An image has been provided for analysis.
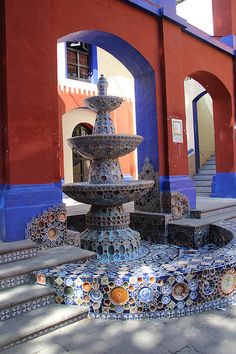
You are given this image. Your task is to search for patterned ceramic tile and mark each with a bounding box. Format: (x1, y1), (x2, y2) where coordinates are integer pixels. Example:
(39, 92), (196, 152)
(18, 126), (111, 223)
(33, 237), (236, 319)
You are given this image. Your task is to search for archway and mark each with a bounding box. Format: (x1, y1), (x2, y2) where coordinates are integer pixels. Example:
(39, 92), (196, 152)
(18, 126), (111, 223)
(192, 90), (214, 173)
(62, 108), (96, 183)
(58, 30), (158, 173)
(184, 78), (215, 175)
(185, 71), (234, 197)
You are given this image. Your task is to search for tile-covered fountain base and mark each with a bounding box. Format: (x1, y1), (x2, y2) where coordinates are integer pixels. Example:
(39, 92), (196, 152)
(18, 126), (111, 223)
(32, 238), (236, 320)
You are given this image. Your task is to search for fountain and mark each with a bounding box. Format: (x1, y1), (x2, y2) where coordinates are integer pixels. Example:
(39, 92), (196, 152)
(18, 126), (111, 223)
(33, 76), (236, 320)
(63, 75), (154, 262)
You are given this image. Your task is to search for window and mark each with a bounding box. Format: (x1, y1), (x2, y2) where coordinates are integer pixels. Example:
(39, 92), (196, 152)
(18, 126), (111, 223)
(66, 42), (91, 81)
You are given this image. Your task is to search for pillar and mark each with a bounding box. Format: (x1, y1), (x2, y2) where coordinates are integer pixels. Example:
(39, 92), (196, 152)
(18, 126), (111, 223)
(158, 18), (196, 208)
(0, 1), (62, 241)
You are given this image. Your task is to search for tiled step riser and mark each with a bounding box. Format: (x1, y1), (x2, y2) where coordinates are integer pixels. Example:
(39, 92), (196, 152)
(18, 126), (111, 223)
(0, 248), (38, 265)
(190, 205), (236, 219)
(0, 273), (31, 292)
(0, 294), (55, 321)
(206, 161), (216, 165)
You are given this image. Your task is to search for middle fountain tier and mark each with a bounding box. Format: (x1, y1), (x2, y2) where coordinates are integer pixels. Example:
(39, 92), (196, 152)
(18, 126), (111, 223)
(63, 75), (154, 262)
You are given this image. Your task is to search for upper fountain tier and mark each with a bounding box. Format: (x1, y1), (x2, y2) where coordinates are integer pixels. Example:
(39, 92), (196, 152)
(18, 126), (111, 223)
(84, 74), (123, 113)
(68, 74), (143, 159)
(67, 134), (143, 160)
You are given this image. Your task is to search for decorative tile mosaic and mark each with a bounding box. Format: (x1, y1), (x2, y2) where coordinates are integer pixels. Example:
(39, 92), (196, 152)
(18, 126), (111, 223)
(168, 224), (211, 248)
(0, 274), (30, 291)
(0, 294), (55, 321)
(33, 237), (236, 320)
(161, 191), (190, 221)
(130, 212), (172, 244)
(134, 156), (161, 213)
(25, 204), (68, 249)
(0, 248), (37, 265)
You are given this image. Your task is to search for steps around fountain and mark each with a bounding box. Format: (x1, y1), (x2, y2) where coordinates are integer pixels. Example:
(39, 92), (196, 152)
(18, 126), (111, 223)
(0, 245), (95, 291)
(189, 197), (236, 219)
(168, 204), (236, 248)
(0, 239), (38, 264)
(0, 243), (94, 350)
(66, 198), (236, 249)
(0, 304), (88, 351)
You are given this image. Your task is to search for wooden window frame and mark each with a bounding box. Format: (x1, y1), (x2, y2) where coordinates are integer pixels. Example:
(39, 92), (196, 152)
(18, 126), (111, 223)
(66, 42), (91, 82)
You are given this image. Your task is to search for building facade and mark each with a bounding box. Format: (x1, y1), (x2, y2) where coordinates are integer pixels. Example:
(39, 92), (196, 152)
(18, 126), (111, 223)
(1, 0), (236, 241)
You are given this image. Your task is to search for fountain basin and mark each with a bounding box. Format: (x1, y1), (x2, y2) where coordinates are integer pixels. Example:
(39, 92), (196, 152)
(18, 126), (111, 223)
(85, 96), (124, 112)
(63, 180), (154, 206)
(67, 134), (143, 159)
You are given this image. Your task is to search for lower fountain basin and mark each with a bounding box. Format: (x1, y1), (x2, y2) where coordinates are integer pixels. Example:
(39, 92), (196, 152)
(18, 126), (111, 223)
(67, 134), (143, 159)
(63, 180), (154, 206)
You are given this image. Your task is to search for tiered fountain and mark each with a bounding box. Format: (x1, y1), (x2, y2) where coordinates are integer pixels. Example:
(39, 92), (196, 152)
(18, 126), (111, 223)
(63, 75), (154, 262)
(35, 76), (236, 319)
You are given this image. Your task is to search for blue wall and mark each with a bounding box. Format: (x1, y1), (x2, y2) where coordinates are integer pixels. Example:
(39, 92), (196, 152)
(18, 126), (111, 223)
(0, 184), (62, 241)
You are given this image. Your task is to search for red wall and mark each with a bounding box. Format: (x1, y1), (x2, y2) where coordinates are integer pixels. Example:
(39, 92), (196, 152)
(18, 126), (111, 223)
(212, 0), (236, 36)
(2, 0), (236, 185)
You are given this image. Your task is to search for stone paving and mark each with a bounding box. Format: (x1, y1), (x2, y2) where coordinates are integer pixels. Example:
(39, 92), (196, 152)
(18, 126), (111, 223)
(1, 305), (235, 354)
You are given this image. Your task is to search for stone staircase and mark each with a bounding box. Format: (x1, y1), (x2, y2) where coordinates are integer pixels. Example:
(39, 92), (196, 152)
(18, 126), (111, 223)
(169, 197), (236, 248)
(193, 155), (216, 197)
(0, 241), (95, 351)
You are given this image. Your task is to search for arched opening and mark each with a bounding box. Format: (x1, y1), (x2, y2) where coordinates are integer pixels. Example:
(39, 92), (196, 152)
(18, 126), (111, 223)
(58, 30), (158, 176)
(62, 108), (96, 183)
(184, 78), (215, 174)
(72, 123), (92, 182)
(184, 71), (233, 198)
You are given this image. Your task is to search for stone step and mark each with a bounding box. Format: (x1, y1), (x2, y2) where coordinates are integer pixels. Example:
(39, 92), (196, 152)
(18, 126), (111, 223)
(0, 285), (55, 321)
(206, 160), (216, 165)
(196, 192), (211, 197)
(195, 186), (212, 193)
(202, 165), (216, 170)
(209, 155), (216, 161)
(0, 246), (95, 291)
(0, 240), (38, 265)
(170, 209), (236, 247)
(193, 175), (213, 181)
(190, 203), (236, 219)
(198, 169), (216, 175)
(194, 180), (212, 187)
(0, 304), (88, 351)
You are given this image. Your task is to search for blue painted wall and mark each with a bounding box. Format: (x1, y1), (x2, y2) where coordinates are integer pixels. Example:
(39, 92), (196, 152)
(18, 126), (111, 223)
(0, 184), (62, 241)
(212, 173), (236, 198)
(160, 175), (196, 208)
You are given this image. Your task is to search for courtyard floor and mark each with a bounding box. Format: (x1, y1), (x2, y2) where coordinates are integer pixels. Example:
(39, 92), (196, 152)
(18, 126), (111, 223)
(1, 304), (236, 354)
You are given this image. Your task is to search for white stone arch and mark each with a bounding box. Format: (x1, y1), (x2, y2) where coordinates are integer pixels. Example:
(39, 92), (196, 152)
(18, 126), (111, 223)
(62, 107), (96, 183)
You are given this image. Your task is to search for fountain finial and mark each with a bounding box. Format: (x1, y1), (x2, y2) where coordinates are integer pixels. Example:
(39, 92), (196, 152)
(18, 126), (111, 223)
(97, 74), (108, 96)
